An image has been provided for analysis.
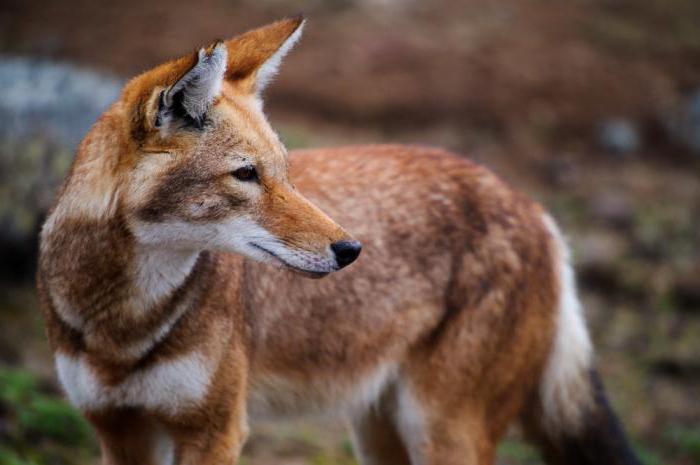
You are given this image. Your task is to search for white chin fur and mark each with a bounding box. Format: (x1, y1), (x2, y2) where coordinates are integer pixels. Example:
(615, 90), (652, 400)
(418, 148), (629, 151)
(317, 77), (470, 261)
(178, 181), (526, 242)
(131, 216), (337, 274)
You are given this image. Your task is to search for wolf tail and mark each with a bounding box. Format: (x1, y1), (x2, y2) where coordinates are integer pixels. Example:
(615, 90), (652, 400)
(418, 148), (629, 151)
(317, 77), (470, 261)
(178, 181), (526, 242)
(522, 215), (641, 465)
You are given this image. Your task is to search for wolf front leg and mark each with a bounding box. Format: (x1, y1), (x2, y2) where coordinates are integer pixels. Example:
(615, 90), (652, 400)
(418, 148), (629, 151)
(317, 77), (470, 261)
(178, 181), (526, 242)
(87, 363), (249, 465)
(89, 398), (249, 465)
(167, 410), (249, 465)
(165, 375), (250, 465)
(89, 409), (166, 465)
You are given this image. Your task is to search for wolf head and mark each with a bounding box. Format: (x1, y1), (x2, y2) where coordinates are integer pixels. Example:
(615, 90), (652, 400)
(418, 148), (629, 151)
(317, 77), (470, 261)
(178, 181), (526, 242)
(48, 17), (360, 277)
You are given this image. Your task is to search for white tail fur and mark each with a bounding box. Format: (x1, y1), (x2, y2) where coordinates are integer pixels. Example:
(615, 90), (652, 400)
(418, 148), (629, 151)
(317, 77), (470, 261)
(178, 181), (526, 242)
(540, 213), (594, 433)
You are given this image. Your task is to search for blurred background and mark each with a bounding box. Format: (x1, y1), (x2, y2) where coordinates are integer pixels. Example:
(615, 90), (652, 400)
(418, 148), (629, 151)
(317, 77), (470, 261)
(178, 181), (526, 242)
(0, 0), (699, 464)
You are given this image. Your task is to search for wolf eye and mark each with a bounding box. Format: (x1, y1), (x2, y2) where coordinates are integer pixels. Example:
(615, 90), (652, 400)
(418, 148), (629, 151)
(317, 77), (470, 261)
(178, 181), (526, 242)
(232, 166), (257, 182)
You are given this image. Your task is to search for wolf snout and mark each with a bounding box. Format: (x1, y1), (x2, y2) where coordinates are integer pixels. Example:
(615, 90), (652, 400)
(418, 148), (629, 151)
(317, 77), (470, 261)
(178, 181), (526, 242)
(331, 240), (362, 269)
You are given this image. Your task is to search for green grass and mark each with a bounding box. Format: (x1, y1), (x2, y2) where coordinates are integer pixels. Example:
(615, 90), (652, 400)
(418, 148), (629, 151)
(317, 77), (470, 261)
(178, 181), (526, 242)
(497, 439), (542, 464)
(664, 425), (700, 463)
(632, 441), (663, 465)
(0, 448), (39, 465)
(0, 366), (97, 465)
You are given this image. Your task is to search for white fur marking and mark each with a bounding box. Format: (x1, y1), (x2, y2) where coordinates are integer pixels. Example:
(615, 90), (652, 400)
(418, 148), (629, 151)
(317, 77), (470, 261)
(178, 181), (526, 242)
(249, 363), (396, 420)
(153, 425), (176, 465)
(132, 215), (337, 274)
(256, 20), (305, 91)
(132, 247), (199, 312)
(540, 213), (593, 433)
(55, 351), (213, 413)
(117, 259), (200, 361)
(349, 363), (397, 415)
(49, 291), (85, 330)
(47, 247), (198, 353)
(40, 157), (120, 237)
(395, 381), (427, 465)
(161, 43), (227, 127)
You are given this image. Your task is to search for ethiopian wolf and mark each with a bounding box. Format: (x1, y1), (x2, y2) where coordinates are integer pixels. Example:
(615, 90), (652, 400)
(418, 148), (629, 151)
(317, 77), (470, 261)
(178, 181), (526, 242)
(38, 17), (641, 465)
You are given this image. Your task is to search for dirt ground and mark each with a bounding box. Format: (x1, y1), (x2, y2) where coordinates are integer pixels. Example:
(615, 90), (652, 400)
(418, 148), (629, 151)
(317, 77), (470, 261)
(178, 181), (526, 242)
(1, 0), (699, 464)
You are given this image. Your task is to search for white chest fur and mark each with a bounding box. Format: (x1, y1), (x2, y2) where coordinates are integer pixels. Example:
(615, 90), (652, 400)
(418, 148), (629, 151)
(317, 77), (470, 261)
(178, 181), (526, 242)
(55, 351), (213, 414)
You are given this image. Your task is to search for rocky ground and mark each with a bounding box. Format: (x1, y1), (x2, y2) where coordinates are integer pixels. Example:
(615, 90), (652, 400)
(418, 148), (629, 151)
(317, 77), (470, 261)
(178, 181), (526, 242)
(1, 0), (699, 464)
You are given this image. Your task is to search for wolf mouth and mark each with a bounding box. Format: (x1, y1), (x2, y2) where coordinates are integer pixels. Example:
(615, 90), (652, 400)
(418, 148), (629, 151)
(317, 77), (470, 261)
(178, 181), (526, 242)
(249, 243), (330, 279)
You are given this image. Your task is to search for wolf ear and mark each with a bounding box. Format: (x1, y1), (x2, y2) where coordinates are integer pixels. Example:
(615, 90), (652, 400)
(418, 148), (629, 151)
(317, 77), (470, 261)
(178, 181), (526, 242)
(156, 42), (227, 131)
(224, 16), (304, 94)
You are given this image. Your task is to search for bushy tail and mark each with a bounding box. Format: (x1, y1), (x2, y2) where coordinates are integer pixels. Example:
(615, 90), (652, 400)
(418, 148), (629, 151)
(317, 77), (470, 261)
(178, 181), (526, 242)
(524, 215), (641, 465)
(523, 369), (641, 465)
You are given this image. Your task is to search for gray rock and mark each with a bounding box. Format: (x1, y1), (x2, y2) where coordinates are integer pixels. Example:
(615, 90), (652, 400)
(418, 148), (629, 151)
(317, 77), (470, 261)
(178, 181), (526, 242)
(597, 118), (641, 156)
(0, 57), (123, 278)
(665, 89), (700, 155)
(0, 56), (123, 147)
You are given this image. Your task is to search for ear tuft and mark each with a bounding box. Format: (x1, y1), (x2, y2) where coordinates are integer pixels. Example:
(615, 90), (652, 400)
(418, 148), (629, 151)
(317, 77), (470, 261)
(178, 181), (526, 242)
(256, 18), (305, 91)
(224, 16), (305, 94)
(158, 42), (227, 129)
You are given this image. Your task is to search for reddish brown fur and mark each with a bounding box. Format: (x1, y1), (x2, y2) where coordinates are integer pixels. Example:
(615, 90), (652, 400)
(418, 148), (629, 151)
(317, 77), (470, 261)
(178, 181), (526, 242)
(37, 17), (637, 465)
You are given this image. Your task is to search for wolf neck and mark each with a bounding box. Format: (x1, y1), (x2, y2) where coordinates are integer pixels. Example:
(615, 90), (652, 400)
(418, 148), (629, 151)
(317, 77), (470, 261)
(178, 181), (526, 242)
(40, 112), (205, 362)
(132, 244), (201, 314)
(42, 208), (204, 361)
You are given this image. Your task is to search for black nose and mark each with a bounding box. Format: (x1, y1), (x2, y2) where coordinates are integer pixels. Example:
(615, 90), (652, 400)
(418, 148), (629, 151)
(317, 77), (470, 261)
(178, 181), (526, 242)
(331, 240), (362, 269)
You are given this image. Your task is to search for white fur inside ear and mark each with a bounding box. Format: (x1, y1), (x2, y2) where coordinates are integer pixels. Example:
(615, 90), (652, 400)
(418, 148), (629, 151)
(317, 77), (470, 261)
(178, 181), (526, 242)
(162, 43), (227, 123)
(256, 20), (305, 91)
